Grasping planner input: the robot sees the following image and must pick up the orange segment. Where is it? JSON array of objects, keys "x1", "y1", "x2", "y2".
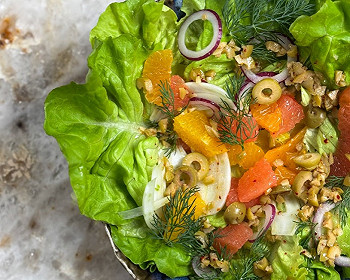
[
  {"x1": 173, "y1": 110, "x2": 228, "y2": 158},
  {"x1": 274, "y1": 166, "x2": 297, "y2": 184},
  {"x1": 250, "y1": 102, "x2": 282, "y2": 133},
  {"x1": 237, "y1": 158, "x2": 278, "y2": 202},
  {"x1": 228, "y1": 142, "x2": 265, "y2": 169},
  {"x1": 165, "y1": 192, "x2": 205, "y2": 241},
  {"x1": 265, "y1": 127, "x2": 307, "y2": 171},
  {"x1": 142, "y1": 49, "x2": 173, "y2": 105}
]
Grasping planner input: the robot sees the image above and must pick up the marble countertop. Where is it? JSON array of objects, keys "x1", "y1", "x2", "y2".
[{"x1": 0, "y1": 1, "x2": 133, "y2": 279}]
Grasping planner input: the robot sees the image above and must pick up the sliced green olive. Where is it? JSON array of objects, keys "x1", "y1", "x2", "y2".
[
  {"x1": 182, "y1": 152, "x2": 209, "y2": 181},
  {"x1": 173, "y1": 165, "x2": 198, "y2": 188},
  {"x1": 224, "y1": 202, "x2": 246, "y2": 224},
  {"x1": 344, "y1": 174, "x2": 350, "y2": 187},
  {"x1": 293, "y1": 153, "x2": 321, "y2": 170},
  {"x1": 270, "y1": 184, "x2": 291, "y2": 194},
  {"x1": 252, "y1": 78, "x2": 282, "y2": 105},
  {"x1": 292, "y1": 171, "x2": 313, "y2": 197},
  {"x1": 305, "y1": 107, "x2": 326, "y2": 128}
]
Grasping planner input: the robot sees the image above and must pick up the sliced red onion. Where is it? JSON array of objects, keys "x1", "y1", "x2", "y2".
[
  {"x1": 242, "y1": 66, "x2": 289, "y2": 84},
  {"x1": 178, "y1": 9, "x2": 222, "y2": 61},
  {"x1": 249, "y1": 204, "x2": 276, "y2": 242},
  {"x1": 257, "y1": 71, "x2": 277, "y2": 77},
  {"x1": 239, "y1": 81, "x2": 254, "y2": 98},
  {"x1": 312, "y1": 202, "x2": 336, "y2": 240},
  {"x1": 274, "y1": 34, "x2": 297, "y2": 63},
  {"x1": 335, "y1": 256, "x2": 350, "y2": 267},
  {"x1": 189, "y1": 97, "x2": 220, "y2": 119}
]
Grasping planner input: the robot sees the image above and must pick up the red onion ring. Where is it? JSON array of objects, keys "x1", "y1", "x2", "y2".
[
  {"x1": 335, "y1": 256, "x2": 350, "y2": 267},
  {"x1": 242, "y1": 66, "x2": 289, "y2": 84},
  {"x1": 249, "y1": 204, "x2": 276, "y2": 242},
  {"x1": 312, "y1": 202, "x2": 336, "y2": 240},
  {"x1": 189, "y1": 97, "x2": 220, "y2": 119},
  {"x1": 178, "y1": 9, "x2": 222, "y2": 61},
  {"x1": 241, "y1": 34, "x2": 297, "y2": 84},
  {"x1": 238, "y1": 81, "x2": 254, "y2": 98}
]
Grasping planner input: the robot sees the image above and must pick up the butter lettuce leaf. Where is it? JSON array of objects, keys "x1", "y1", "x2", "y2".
[
  {"x1": 271, "y1": 236, "x2": 309, "y2": 280},
  {"x1": 303, "y1": 118, "x2": 339, "y2": 155},
  {"x1": 290, "y1": 0, "x2": 350, "y2": 86}
]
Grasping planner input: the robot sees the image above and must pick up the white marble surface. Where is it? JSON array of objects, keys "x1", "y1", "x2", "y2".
[{"x1": 0, "y1": 1, "x2": 133, "y2": 279}]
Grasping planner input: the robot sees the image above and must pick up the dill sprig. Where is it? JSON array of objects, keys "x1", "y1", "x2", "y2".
[
  {"x1": 222, "y1": 0, "x2": 315, "y2": 45},
  {"x1": 229, "y1": 235, "x2": 269, "y2": 280},
  {"x1": 156, "y1": 80, "x2": 189, "y2": 156},
  {"x1": 332, "y1": 188, "x2": 350, "y2": 227},
  {"x1": 325, "y1": 175, "x2": 345, "y2": 188},
  {"x1": 217, "y1": 74, "x2": 258, "y2": 148},
  {"x1": 150, "y1": 187, "x2": 203, "y2": 247},
  {"x1": 324, "y1": 176, "x2": 350, "y2": 227},
  {"x1": 158, "y1": 80, "x2": 187, "y2": 119},
  {"x1": 295, "y1": 220, "x2": 316, "y2": 250}
]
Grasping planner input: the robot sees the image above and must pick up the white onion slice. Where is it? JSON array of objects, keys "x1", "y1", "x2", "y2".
[
  {"x1": 189, "y1": 97, "x2": 220, "y2": 119},
  {"x1": 178, "y1": 9, "x2": 222, "y2": 61},
  {"x1": 118, "y1": 196, "x2": 169, "y2": 220},
  {"x1": 185, "y1": 82, "x2": 235, "y2": 110},
  {"x1": 271, "y1": 193, "x2": 300, "y2": 236},
  {"x1": 335, "y1": 256, "x2": 350, "y2": 267},
  {"x1": 192, "y1": 256, "x2": 218, "y2": 278},
  {"x1": 197, "y1": 152, "x2": 231, "y2": 215},
  {"x1": 249, "y1": 204, "x2": 276, "y2": 242},
  {"x1": 313, "y1": 202, "x2": 336, "y2": 240}
]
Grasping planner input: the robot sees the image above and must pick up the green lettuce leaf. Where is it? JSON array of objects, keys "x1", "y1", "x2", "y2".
[
  {"x1": 310, "y1": 261, "x2": 341, "y2": 280},
  {"x1": 271, "y1": 236, "x2": 309, "y2": 280},
  {"x1": 90, "y1": 0, "x2": 178, "y2": 51},
  {"x1": 338, "y1": 210, "x2": 350, "y2": 256},
  {"x1": 290, "y1": 0, "x2": 350, "y2": 87},
  {"x1": 303, "y1": 118, "x2": 339, "y2": 155}
]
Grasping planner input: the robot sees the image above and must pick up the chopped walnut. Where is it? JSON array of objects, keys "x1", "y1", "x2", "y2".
[
  {"x1": 254, "y1": 257, "x2": 273, "y2": 278},
  {"x1": 298, "y1": 205, "x2": 314, "y2": 221},
  {"x1": 265, "y1": 41, "x2": 287, "y2": 57},
  {"x1": 335, "y1": 70, "x2": 347, "y2": 87}
]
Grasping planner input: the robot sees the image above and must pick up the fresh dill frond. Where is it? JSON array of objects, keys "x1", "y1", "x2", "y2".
[
  {"x1": 158, "y1": 80, "x2": 187, "y2": 119},
  {"x1": 294, "y1": 219, "x2": 316, "y2": 250},
  {"x1": 251, "y1": 41, "x2": 280, "y2": 64},
  {"x1": 217, "y1": 74, "x2": 258, "y2": 148},
  {"x1": 332, "y1": 187, "x2": 350, "y2": 227},
  {"x1": 223, "y1": 0, "x2": 315, "y2": 44},
  {"x1": 325, "y1": 175, "x2": 345, "y2": 188},
  {"x1": 151, "y1": 187, "x2": 203, "y2": 247},
  {"x1": 229, "y1": 234, "x2": 269, "y2": 280}
]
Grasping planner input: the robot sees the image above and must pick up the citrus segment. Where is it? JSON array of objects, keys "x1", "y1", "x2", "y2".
[
  {"x1": 173, "y1": 110, "x2": 228, "y2": 158},
  {"x1": 169, "y1": 75, "x2": 191, "y2": 111},
  {"x1": 250, "y1": 102, "x2": 282, "y2": 133},
  {"x1": 228, "y1": 142, "x2": 265, "y2": 169},
  {"x1": 237, "y1": 158, "x2": 278, "y2": 202},
  {"x1": 265, "y1": 127, "x2": 307, "y2": 171},
  {"x1": 142, "y1": 49, "x2": 173, "y2": 105},
  {"x1": 213, "y1": 223, "x2": 253, "y2": 255},
  {"x1": 274, "y1": 166, "x2": 297, "y2": 184},
  {"x1": 226, "y1": 178, "x2": 260, "y2": 208},
  {"x1": 272, "y1": 94, "x2": 304, "y2": 137}
]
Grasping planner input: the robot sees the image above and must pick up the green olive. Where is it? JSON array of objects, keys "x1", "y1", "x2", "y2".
[
  {"x1": 305, "y1": 107, "x2": 326, "y2": 128},
  {"x1": 293, "y1": 153, "x2": 321, "y2": 170},
  {"x1": 173, "y1": 165, "x2": 198, "y2": 188},
  {"x1": 344, "y1": 174, "x2": 350, "y2": 187},
  {"x1": 252, "y1": 78, "x2": 282, "y2": 105},
  {"x1": 270, "y1": 184, "x2": 291, "y2": 194},
  {"x1": 224, "y1": 202, "x2": 246, "y2": 224},
  {"x1": 182, "y1": 152, "x2": 209, "y2": 181},
  {"x1": 292, "y1": 171, "x2": 313, "y2": 197}
]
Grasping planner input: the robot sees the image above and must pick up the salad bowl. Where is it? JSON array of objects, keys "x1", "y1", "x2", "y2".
[{"x1": 44, "y1": 0, "x2": 350, "y2": 279}]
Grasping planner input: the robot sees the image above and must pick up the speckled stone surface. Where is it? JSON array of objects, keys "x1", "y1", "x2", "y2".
[{"x1": 0, "y1": 1, "x2": 133, "y2": 279}]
